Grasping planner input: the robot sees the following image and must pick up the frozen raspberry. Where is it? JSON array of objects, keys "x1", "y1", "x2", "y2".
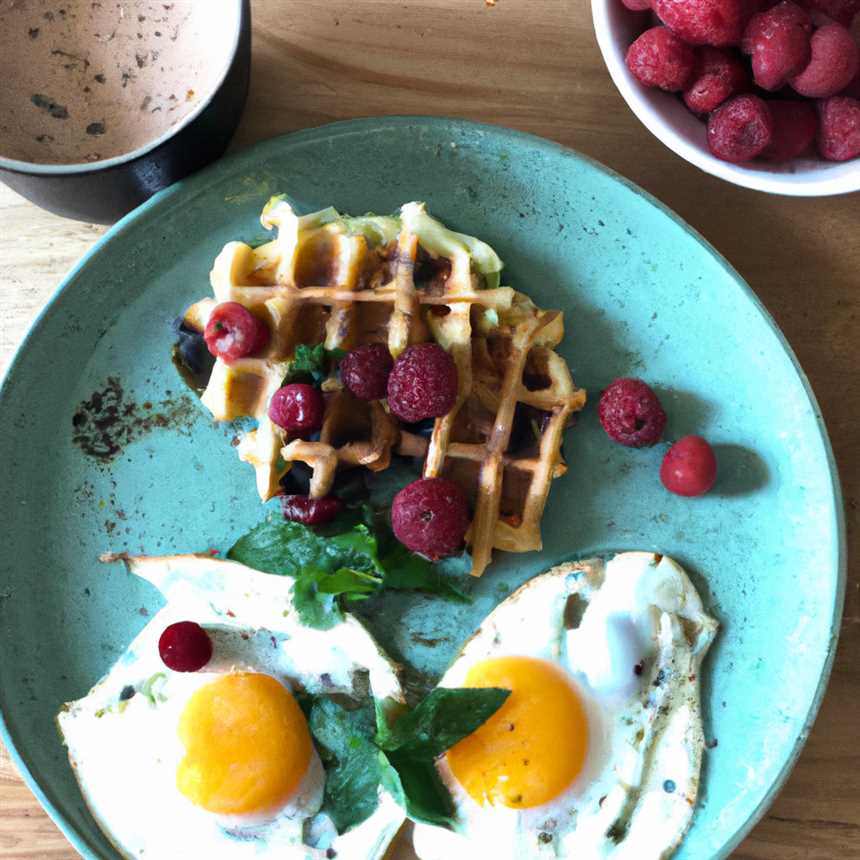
[
  {"x1": 660, "y1": 436, "x2": 718, "y2": 496},
  {"x1": 340, "y1": 344, "x2": 394, "y2": 401},
  {"x1": 281, "y1": 494, "x2": 342, "y2": 526},
  {"x1": 790, "y1": 23, "x2": 859, "y2": 96},
  {"x1": 204, "y1": 302, "x2": 270, "y2": 363},
  {"x1": 626, "y1": 26, "x2": 697, "y2": 90},
  {"x1": 742, "y1": 2, "x2": 813, "y2": 89},
  {"x1": 159, "y1": 621, "x2": 212, "y2": 672},
  {"x1": 818, "y1": 95, "x2": 860, "y2": 158},
  {"x1": 707, "y1": 94, "x2": 774, "y2": 161},
  {"x1": 801, "y1": 0, "x2": 860, "y2": 26},
  {"x1": 683, "y1": 47, "x2": 750, "y2": 112},
  {"x1": 622, "y1": 0, "x2": 653, "y2": 10},
  {"x1": 653, "y1": 0, "x2": 746, "y2": 46},
  {"x1": 761, "y1": 99, "x2": 819, "y2": 158},
  {"x1": 391, "y1": 478, "x2": 469, "y2": 559},
  {"x1": 268, "y1": 384, "x2": 325, "y2": 434},
  {"x1": 387, "y1": 343, "x2": 458, "y2": 423},
  {"x1": 598, "y1": 378, "x2": 667, "y2": 448}
]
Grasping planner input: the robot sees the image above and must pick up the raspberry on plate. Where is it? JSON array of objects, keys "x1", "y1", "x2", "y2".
[
  {"x1": 761, "y1": 99, "x2": 819, "y2": 159},
  {"x1": 204, "y1": 302, "x2": 270, "y2": 363},
  {"x1": 280, "y1": 494, "x2": 343, "y2": 526},
  {"x1": 789, "y1": 22, "x2": 859, "y2": 97},
  {"x1": 391, "y1": 477, "x2": 470, "y2": 559},
  {"x1": 387, "y1": 343, "x2": 458, "y2": 423},
  {"x1": 598, "y1": 378, "x2": 667, "y2": 448},
  {"x1": 683, "y1": 47, "x2": 750, "y2": 113},
  {"x1": 660, "y1": 436, "x2": 718, "y2": 496},
  {"x1": 340, "y1": 343, "x2": 394, "y2": 401},
  {"x1": 626, "y1": 26, "x2": 697, "y2": 91},
  {"x1": 707, "y1": 94, "x2": 774, "y2": 161},
  {"x1": 741, "y1": 1, "x2": 813, "y2": 90},
  {"x1": 818, "y1": 95, "x2": 860, "y2": 159},
  {"x1": 653, "y1": 0, "x2": 746, "y2": 46}
]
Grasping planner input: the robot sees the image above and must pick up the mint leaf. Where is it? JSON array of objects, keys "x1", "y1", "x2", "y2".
[
  {"x1": 309, "y1": 698, "x2": 382, "y2": 833},
  {"x1": 292, "y1": 572, "x2": 343, "y2": 630},
  {"x1": 283, "y1": 343, "x2": 345, "y2": 386},
  {"x1": 227, "y1": 518, "x2": 381, "y2": 578},
  {"x1": 380, "y1": 541, "x2": 471, "y2": 603},
  {"x1": 375, "y1": 687, "x2": 511, "y2": 758},
  {"x1": 384, "y1": 751, "x2": 457, "y2": 827}
]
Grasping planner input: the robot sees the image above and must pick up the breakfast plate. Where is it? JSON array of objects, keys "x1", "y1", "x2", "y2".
[{"x1": 0, "y1": 117, "x2": 844, "y2": 859}]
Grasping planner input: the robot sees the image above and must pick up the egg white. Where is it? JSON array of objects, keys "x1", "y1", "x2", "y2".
[
  {"x1": 411, "y1": 552, "x2": 718, "y2": 860},
  {"x1": 57, "y1": 553, "x2": 406, "y2": 860}
]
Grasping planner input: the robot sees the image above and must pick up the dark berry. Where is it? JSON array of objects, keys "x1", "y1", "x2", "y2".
[
  {"x1": 204, "y1": 302, "x2": 270, "y2": 363},
  {"x1": 387, "y1": 343, "x2": 458, "y2": 424},
  {"x1": 707, "y1": 94, "x2": 774, "y2": 162},
  {"x1": 802, "y1": 0, "x2": 860, "y2": 28},
  {"x1": 598, "y1": 378, "x2": 667, "y2": 448},
  {"x1": 741, "y1": 2, "x2": 812, "y2": 91},
  {"x1": 158, "y1": 621, "x2": 212, "y2": 672},
  {"x1": 340, "y1": 344, "x2": 394, "y2": 400},
  {"x1": 653, "y1": 0, "x2": 746, "y2": 46},
  {"x1": 818, "y1": 95, "x2": 860, "y2": 160},
  {"x1": 268, "y1": 384, "x2": 325, "y2": 434},
  {"x1": 761, "y1": 99, "x2": 819, "y2": 160},
  {"x1": 391, "y1": 477, "x2": 469, "y2": 559},
  {"x1": 281, "y1": 494, "x2": 342, "y2": 525},
  {"x1": 683, "y1": 47, "x2": 750, "y2": 114},
  {"x1": 621, "y1": 0, "x2": 653, "y2": 9},
  {"x1": 660, "y1": 436, "x2": 718, "y2": 496},
  {"x1": 626, "y1": 26, "x2": 697, "y2": 91},
  {"x1": 789, "y1": 23, "x2": 859, "y2": 97}
]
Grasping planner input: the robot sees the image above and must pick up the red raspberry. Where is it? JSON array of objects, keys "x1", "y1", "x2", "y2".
[
  {"x1": 761, "y1": 99, "x2": 819, "y2": 159},
  {"x1": 818, "y1": 95, "x2": 860, "y2": 159},
  {"x1": 790, "y1": 22, "x2": 859, "y2": 96},
  {"x1": 281, "y1": 494, "x2": 342, "y2": 525},
  {"x1": 387, "y1": 343, "x2": 458, "y2": 424},
  {"x1": 801, "y1": 0, "x2": 860, "y2": 26},
  {"x1": 742, "y1": 2, "x2": 813, "y2": 90},
  {"x1": 626, "y1": 26, "x2": 697, "y2": 91},
  {"x1": 653, "y1": 0, "x2": 746, "y2": 46},
  {"x1": 598, "y1": 378, "x2": 667, "y2": 448},
  {"x1": 621, "y1": 0, "x2": 653, "y2": 10},
  {"x1": 391, "y1": 478, "x2": 469, "y2": 559},
  {"x1": 707, "y1": 94, "x2": 774, "y2": 161},
  {"x1": 268, "y1": 384, "x2": 325, "y2": 434},
  {"x1": 660, "y1": 436, "x2": 718, "y2": 496},
  {"x1": 340, "y1": 344, "x2": 394, "y2": 401},
  {"x1": 204, "y1": 302, "x2": 270, "y2": 363},
  {"x1": 158, "y1": 621, "x2": 212, "y2": 672},
  {"x1": 683, "y1": 47, "x2": 750, "y2": 112}
]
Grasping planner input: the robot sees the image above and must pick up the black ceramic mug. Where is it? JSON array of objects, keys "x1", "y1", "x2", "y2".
[{"x1": 0, "y1": 0, "x2": 251, "y2": 224}]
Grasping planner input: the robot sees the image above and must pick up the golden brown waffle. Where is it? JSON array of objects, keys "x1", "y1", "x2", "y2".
[{"x1": 183, "y1": 199, "x2": 585, "y2": 576}]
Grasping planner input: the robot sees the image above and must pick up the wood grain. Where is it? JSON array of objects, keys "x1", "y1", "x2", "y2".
[{"x1": 1, "y1": 0, "x2": 858, "y2": 857}]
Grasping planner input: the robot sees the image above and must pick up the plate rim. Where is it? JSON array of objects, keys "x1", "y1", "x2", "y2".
[{"x1": 0, "y1": 115, "x2": 846, "y2": 860}]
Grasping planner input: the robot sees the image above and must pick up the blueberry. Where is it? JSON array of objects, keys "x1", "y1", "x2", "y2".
[{"x1": 280, "y1": 460, "x2": 314, "y2": 495}]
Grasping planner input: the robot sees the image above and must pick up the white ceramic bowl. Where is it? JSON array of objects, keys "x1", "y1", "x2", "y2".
[{"x1": 591, "y1": 0, "x2": 860, "y2": 195}]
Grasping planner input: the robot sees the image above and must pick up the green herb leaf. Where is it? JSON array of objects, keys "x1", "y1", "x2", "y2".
[
  {"x1": 283, "y1": 343, "x2": 345, "y2": 386},
  {"x1": 292, "y1": 572, "x2": 343, "y2": 630},
  {"x1": 375, "y1": 687, "x2": 511, "y2": 758},
  {"x1": 309, "y1": 698, "x2": 383, "y2": 833},
  {"x1": 380, "y1": 542, "x2": 471, "y2": 603},
  {"x1": 384, "y1": 751, "x2": 457, "y2": 827}
]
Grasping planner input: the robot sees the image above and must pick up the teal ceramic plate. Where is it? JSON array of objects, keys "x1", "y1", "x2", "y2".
[{"x1": 0, "y1": 118, "x2": 844, "y2": 859}]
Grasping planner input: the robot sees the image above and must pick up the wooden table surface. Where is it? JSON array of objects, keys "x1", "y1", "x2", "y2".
[{"x1": 1, "y1": 1, "x2": 858, "y2": 857}]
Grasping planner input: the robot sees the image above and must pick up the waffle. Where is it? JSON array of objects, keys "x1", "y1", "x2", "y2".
[{"x1": 181, "y1": 198, "x2": 586, "y2": 577}]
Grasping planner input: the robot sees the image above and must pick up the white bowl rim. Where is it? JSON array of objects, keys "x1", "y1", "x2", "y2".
[{"x1": 591, "y1": 0, "x2": 860, "y2": 197}]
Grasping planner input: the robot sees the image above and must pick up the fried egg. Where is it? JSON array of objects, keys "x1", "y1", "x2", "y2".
[
  {"x1": 57, "y1": 553, "x2": 406, "y2": 860},
  {"x1": 411, "y1": 551, "x2": 717, "y2": 860}
]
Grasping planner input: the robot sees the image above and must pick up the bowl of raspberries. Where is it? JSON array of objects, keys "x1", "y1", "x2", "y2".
[{"x1": 592, "y1": 0, "x2": 860, "y2": 193}]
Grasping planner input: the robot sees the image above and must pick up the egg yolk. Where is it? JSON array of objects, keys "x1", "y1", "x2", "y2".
[
  {"x1": 176, "y1": 672, "x2": 312, "y2": 816},
  {"x1": 447, "y1": 656, "x2": 588, "y2": 809}
]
